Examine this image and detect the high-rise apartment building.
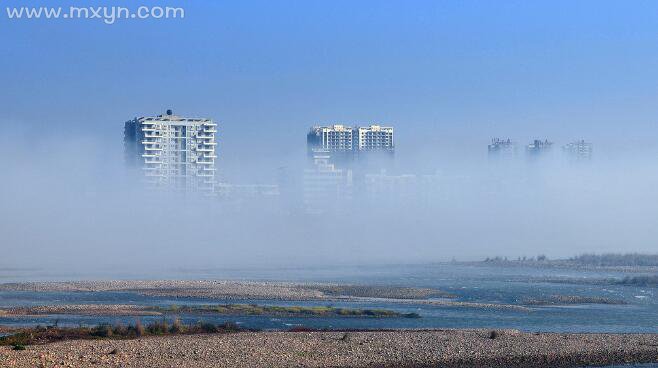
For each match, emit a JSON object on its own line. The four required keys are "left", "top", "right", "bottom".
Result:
{"left": 355, "top": 125, "right": 394, "bottom": 152}
{"left": 124, "top": 110, "right": 218, "bottom": 194}
{"left": 307, "top": 124, "right": 394, "bottom": 158}
{"left": 563, "top": 140, "right": 593, "bottom": 160}
{"left": 307, "top": 125, "right": 354, "bottom": 153}
{"left": 488, "top": 138, "right": 517, "bottom": 157}
{"left": 526, "top": 139, "right": 553, "bottom": 157}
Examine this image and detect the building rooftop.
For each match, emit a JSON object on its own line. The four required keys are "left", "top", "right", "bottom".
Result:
{"left": 137, "top": 110, "right": 212, "bottom": 123}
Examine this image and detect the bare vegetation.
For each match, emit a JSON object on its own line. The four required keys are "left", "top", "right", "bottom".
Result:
{"left": 1, "top": 304, "right": 419, "bottom": 319}
{"left": 0, "top": 320, "right": 244, "bottom": 347}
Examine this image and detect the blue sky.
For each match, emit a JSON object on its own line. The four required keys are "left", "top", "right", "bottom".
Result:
{"left": 2, "top": 0, "right": 658, "bottom": 169}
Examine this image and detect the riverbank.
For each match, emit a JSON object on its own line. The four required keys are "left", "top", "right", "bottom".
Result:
{"left": 2, "top": 329, "right": 658, "bottom": 367}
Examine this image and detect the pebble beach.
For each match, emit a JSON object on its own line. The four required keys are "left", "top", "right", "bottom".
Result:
{"left": 2, "top": 329, "right": 658, "bottom": 368}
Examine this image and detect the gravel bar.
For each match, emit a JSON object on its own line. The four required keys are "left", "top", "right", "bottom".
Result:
{"left": 0, "top": 280, "right": 448, "bottom": 301}
{"left": 0, "top": 281, "right": 528, "bottom": 311}
{"left": 2, "top": 330, "right": 658, "bottom": 367}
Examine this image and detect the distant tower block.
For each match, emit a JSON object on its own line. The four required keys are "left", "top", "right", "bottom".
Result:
{"left": 307, "top": 124, "right": 394, "bottom": 164}
{"left": 526, "top": 139, "right": 553, "bottom": 157}
{"left": 563, "top": 140, "right": 593, "bottom": 160}
{"left": 488, "top": 138, "right": 517, "bottom": 157}
{"left": 123, "top": 110, "right": 218, "bottom": 194}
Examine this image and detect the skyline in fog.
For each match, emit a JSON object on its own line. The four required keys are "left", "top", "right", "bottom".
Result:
{"left": 2, "top": 0, "right": 658, "bottom": 273}
{"left": 4, "top": 0, "right": 658, "bottom": 179}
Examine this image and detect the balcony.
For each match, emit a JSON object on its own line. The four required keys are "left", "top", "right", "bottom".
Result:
{"left": 197, "top": 135, "right": 213, "bottom": 139}
{"left": 198, "top": 147, "right": 214, "bottom": 152}
{"left": 203, "top": 154, "right": 218, "bottom": 159}
{"left": 144, "top": 146, "right": 163, "bottom": 151}
{"left": 142, "top": 153, "right": 158, "bottom": 158}
{"left": 203, "top": 128, "right": 217, "bottom": 133}
{"left": 197, "top": 160, "right": 214, "bottom": 165}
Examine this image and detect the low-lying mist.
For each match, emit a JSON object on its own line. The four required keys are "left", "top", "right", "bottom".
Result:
{"left": 2, "top": 128, "right": 658, "bottom": 277}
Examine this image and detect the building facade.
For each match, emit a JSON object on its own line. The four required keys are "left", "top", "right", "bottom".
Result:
{"left": 563, "top": 140, "right": 593, "bottom": 160}
{"left": 307, "top": 124, "right": 394, "bottom": 158}
{"left": 355, "top": 125, "right": 394, "bottom": 152}
{"left": 526, "top": 139, "right": 553, "bottom": 157}
{"left": 124, "top": 110, "right": 218, "bottom": 194}
{"left": 488, "top": 138, "right": 517, "bottom": 157}
{"left": 307, "top": 124, "right": 354, "bottom": 154}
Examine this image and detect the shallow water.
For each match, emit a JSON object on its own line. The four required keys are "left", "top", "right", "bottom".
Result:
{"left": 0, "top": 263, "right": 657, "bottom": 333}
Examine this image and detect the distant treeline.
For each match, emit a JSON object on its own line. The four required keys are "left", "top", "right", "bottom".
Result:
{"left": 483, "top": 253, "right": 658, "bottom": 267}
{"left": 483, "top": 255, "right": 548, "bottom": 263}
{"left": 569, "top": 253, "right": 658, "bottom": 267}
{"left": 617, "top": 275, "right": 658, "bottom": 286}
{"left": 484, "top": 253, "right": 658, "bottom": 267}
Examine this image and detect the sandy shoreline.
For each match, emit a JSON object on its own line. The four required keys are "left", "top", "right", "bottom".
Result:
{"left": 2, "top": 329, "right": 658, "bottom": 367}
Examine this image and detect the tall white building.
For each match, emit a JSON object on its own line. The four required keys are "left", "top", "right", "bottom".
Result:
{"left": 124, "top": 110, "right": 218, "bottom": 194}
{"left": 355, "top": 125, "right": 394, "bottom": 151}
{"left": 307, "top": 124, "right": 354, "bottom": 152}
{"left": 307, "top": 124, "right": 394, "bottom": 157}
{"left": 563, "top": 140, "right": 593, "bottom": 160}
{"left": 526, "top": 139, "right": 553, "bottom": 157}
{"left": 488, "top": 138, "right": 517, "bottom": 157}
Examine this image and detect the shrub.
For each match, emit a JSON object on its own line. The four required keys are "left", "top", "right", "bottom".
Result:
{"left": 92, "top": 324, "right": 113, "bottom": 338}
{"left": 112, "top": 323, "right": 128, "bottom": 336}
{"left": 196, "top": 322, "right": 218, "bottom": 333}
{"left": 147, "top": 320, "right": 169, "bottom": 335}
{"left": 170, "top": 318, "right": 184, "bottom": 334}
{"left": 220, "top": 322, "right": 240, "bottom": 332}
{"left": 134, "top": 319, "right": 145, "bottom": 337}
